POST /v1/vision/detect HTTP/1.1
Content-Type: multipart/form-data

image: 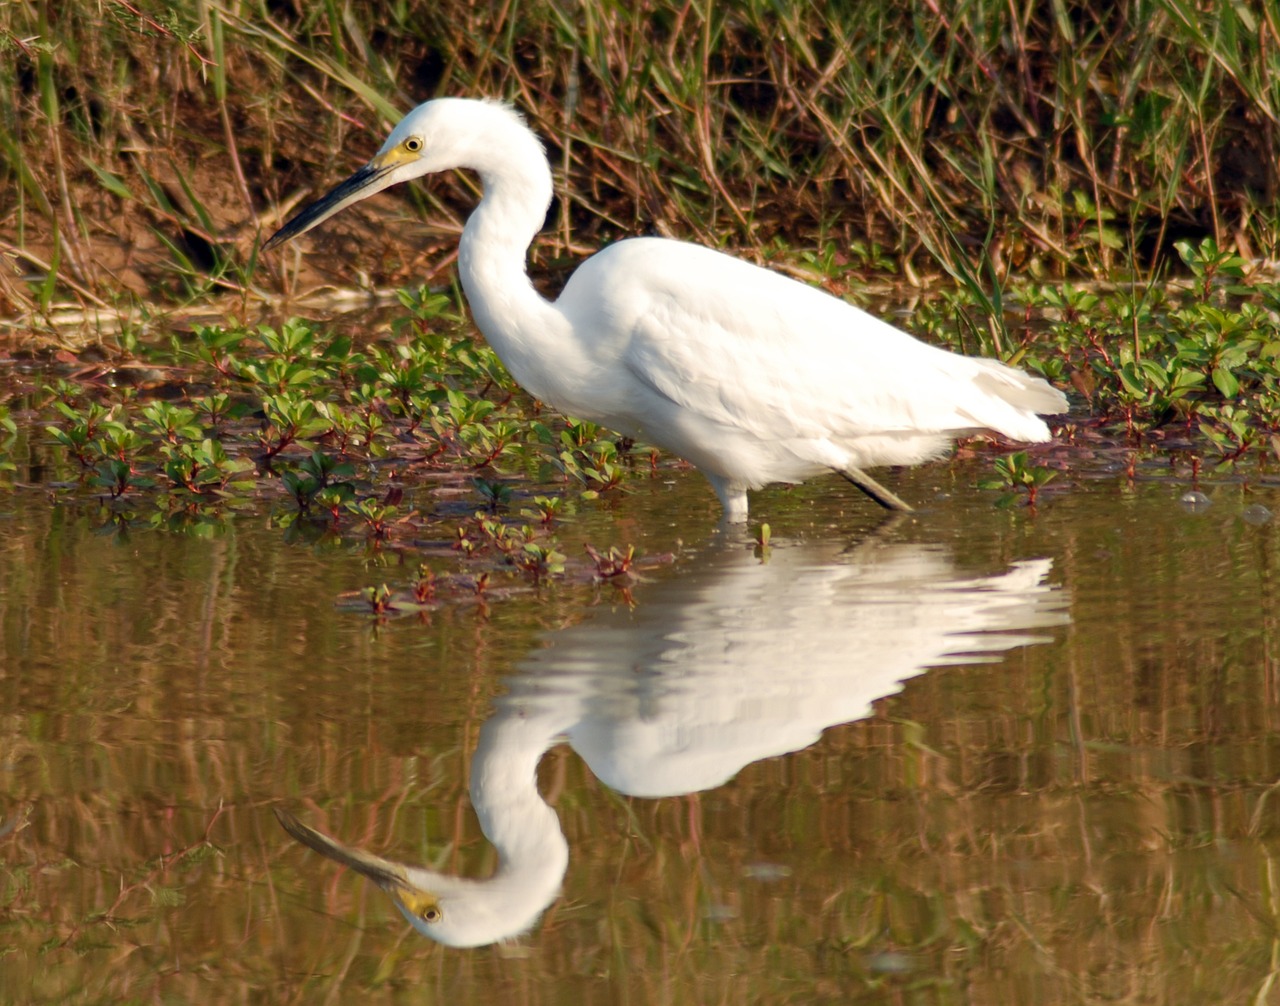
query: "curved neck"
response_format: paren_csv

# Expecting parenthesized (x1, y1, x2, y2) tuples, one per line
(456, 132, 565, 402)
(469, 699, 573, 881)
(396, 698, 575, 948)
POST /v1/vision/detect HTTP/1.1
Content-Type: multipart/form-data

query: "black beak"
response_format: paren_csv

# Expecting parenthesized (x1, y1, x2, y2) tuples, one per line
(273, 805, 411, 892)
(263, 159, 397, 251)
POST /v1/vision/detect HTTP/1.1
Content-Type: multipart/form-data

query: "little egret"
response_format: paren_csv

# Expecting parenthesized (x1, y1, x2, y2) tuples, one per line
(264, 98, 1068, 519)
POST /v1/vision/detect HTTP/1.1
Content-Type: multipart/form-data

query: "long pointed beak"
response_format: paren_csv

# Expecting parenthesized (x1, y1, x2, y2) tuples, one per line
(274, 805, 412, 893)
(262, 155, 400, 251)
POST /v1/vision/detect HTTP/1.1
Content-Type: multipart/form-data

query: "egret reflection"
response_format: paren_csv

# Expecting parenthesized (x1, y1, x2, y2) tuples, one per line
(278, 539, 1068, 947)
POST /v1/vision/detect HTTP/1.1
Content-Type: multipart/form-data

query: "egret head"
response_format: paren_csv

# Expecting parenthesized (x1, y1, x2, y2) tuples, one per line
(262, 99, 533, 251)
(274, 806, 449, 935)
(273, 805, 556, 948)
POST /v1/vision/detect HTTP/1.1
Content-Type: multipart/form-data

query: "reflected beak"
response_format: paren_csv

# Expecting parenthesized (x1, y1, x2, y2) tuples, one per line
(273, 805, 433, 916)
(262, 153, 401, 251)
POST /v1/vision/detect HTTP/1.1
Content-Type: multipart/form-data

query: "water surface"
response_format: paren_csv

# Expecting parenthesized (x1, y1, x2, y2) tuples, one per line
(3, 464, 1280, 1003)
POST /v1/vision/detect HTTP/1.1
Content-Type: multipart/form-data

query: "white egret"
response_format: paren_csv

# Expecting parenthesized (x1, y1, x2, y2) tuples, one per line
(264, 98, 1068, 519)
(277, 538, 1067, 946)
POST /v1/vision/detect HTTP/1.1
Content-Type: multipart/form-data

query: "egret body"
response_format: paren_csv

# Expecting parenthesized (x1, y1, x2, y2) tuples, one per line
(265, 98, 1067, 519)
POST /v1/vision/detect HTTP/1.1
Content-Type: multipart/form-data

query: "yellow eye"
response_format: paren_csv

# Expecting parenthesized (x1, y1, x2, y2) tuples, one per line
(404, 136, 423, 153)
(421, 906, 442, 924)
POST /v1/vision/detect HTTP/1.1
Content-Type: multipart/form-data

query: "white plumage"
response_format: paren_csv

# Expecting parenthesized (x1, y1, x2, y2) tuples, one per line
(266, 98, 1068, 519)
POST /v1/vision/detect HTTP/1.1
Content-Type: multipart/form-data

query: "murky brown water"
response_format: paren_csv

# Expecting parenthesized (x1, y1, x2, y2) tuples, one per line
(4, 462, 1280, 1003)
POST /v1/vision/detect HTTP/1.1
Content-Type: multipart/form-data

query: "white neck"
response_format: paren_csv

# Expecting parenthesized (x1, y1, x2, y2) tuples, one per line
(469, 703, 570, 880)
(455, 122, 566, 403)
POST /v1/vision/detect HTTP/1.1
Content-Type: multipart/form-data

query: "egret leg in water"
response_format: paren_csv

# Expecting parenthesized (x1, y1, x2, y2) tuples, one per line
(264, 98, 1068, 520)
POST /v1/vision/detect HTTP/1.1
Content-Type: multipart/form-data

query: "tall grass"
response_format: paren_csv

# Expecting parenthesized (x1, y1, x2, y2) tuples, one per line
(2, 0, 1280, 324)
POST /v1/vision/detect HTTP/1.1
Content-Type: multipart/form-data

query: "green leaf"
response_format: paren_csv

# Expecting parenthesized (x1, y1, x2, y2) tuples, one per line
(1117, 362, 1149, 397)
(81, 158, 134, 200)
(1212, 366, 1240, 399)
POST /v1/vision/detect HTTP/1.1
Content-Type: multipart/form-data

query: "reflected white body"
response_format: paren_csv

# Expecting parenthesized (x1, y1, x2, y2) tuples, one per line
(284, 538, 1067, 947)
(267, 99, 1069, 520)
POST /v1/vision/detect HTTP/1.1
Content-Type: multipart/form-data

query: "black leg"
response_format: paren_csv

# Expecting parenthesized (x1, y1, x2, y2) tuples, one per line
(836, 467, 915, 512)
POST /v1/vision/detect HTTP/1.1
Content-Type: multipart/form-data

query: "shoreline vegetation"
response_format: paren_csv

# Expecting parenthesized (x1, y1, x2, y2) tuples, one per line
(3, 0, 1280, 557)
(5, 1, 1280, 315)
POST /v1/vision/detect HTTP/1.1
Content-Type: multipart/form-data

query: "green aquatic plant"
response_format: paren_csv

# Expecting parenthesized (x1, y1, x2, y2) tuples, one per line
(257, 393, 333, 464)
(192, 392, 245, 430)
(280, 450, 355, 512)
(980, 451, 1057, 508)
(45, 399, 116, 467)
(520, 495, 568, 524)
(1108, 359, 1207, 436)
(584, 543, 636, 580)
(368, 342, 436, 415)
(25, 310, 642, 564)
(516, 541, 566, 582)
(472, 476, 513, 511)
(364, 583, 394, 614)
(161, 439, 255, 496)
(344, 498, 405, 541)
(1017, 239, 1280, 454)
(89, 458, 138, 498)
(1197, 403, 1257, 466)
(1176, 237, 1249, 301)
(186, 324, 247, 380)
(139, 401, 202, 444)
(553, 431, 626, 496)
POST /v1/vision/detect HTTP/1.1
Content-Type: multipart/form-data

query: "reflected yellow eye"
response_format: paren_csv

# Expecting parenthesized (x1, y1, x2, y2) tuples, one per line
(404, 136, 423, 153)
(399, 889, 442, 925)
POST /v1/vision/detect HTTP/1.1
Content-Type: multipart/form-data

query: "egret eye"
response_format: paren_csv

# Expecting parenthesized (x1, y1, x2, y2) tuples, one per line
(421, 906, 442, 924)
(404, 136, 423, 153)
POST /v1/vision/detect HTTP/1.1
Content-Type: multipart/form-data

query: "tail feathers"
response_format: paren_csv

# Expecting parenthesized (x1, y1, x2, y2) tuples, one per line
(968, 360, 1069, 443)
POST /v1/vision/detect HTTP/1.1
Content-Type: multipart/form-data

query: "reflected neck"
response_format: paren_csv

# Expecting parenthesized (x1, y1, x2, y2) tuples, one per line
(468, 705, 571, 906)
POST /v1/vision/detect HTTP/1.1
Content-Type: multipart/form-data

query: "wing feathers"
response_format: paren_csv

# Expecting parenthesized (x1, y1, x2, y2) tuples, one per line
(560, 237, 1065, 464)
